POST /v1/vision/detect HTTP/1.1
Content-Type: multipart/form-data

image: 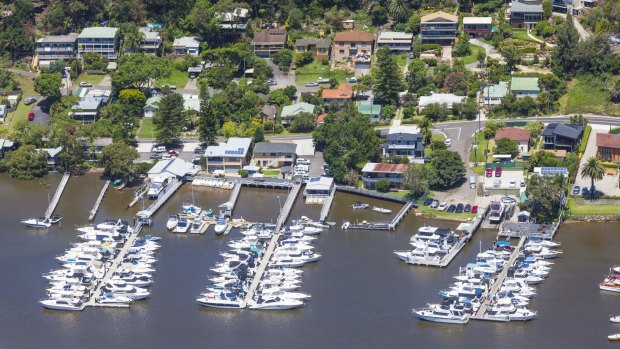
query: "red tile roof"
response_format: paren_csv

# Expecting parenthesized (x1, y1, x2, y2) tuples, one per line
(596, 132, 620, 149)
(316, 113, 327, 124)
(371, 163, 408, 173)
(334, 31, 374, 42)
(322, 83, 353, 99)
(494, 127, 530, 142)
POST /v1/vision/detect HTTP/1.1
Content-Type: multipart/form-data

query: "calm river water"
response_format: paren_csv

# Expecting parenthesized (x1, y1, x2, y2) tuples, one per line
(0, 173, 619, 348)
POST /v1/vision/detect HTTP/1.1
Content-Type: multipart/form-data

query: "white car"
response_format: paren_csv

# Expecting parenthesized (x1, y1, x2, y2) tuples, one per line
(296, 158, 311, 165)
(306, 82, 318, 87)
(509, 179, 516, 188)
(79, 81, 92, 87)
(444, 138, 452, 147)
(437, 202, 448, 211)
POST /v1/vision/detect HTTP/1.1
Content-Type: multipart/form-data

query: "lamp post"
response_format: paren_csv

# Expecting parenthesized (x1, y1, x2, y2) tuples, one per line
(473, 144, 478, 167)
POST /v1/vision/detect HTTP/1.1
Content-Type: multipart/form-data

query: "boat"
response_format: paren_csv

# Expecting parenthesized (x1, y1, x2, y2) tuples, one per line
(205, 209, 214, 217)
(372, 206, 392, 214)
(196, 291, 246, 309)
(352, 201, 369, 209)
(611, 316, 620, 323)
(248, 297, 304, 310)
(310, 220, 331, 229)
(97, 292, 132, 307)
(214, 216, 229, 235)
(341, 221, 350, 230)
(413, 304, 469, 324)
(49, 215, 63, 224)
(488, 201, 505, 224)
(182, 204, 202, 219)
(113, 179, 126, 190)
(166, 215, 178, 231)
(190, 218, 206, 234)
(609, 334, 620, 341)
(147, 176, 170, 200)
(174, 216, 190, 233)
(40, 298, 85, 311)
(301, 226, 323, 235)
(21, 217, 51, 228)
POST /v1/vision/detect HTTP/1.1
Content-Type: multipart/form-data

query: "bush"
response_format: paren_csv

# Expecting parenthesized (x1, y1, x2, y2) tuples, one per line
(421, 44, 442, 52)
(239, 170, 249, 178)
(422, 58, 437, 67)
(375, 178, 391, 193)
(580, 125, 592, 154)
(295, 51, 314, 67)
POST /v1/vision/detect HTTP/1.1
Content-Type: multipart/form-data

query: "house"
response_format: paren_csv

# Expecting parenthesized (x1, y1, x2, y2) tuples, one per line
(143, 96, 159, 118)
(377, 32, 413, 52)
(0, 139, 15, 158)
(38, 146, 63, 166)
(510, 0, 544, 29)
(280, 102, 316, 125)
(333, 31, 374, 65)
(420, 11, 458, 44)
(483, 82, 509, 105)
(77, 27, 119, 60)
(357, 103, 382, 123)
(71, 98, 102, 122)
(35, 33, 78, 67)
(172, 37, 200, 56)
(294, 38, 331, 61)
(361, 162, 408, 189)
(322, 83, 353, 109)
(252, 142, 297, 168)
(142, 94, 200, 118)
(342, 19, 355, 30)
(187, 66, 203, 79)
(217, 8, 249, 38)
(0, 105, 6, 123)
(542, 123, 584, 152)
(252, 29, 287, 58)
(138, 27, 162, 55)
(303, 176, 334, 203)
(260, 104, 277, 120)
(596, 133, 620, 162)
(510, 77, 540, 98)
(463, 17, 493, 36)
(553, 0, 584, 15)
(147, 158, 196, 180)
(417, 93, 466, 112)
(494, 127, 531, 154)
(383, 125, 424, 159)
(204, 137, 252, 173)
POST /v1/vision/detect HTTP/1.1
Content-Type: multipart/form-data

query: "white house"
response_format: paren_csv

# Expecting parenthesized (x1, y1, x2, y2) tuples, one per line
(172, 37, 200, 56)
(303, 176, 334, 204)
(417, 93, 466, 112)
(0, 105, 6, 123)
(204, 137, 252, 173)
(147, 158, 196, 180)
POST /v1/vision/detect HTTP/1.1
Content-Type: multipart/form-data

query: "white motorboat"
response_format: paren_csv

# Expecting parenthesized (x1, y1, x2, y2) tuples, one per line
(352, 201, 369, 209)
(413, 305, 469, 324)
(258, 288, 311, 301)
(103, 281, 150, 300)
(49, 215, 63, 224)
(147, 176, 169, 199)
(372, 206, 392, 214)
(248, 297, 304, 310)
(40, 298, 85, 311)
(21, 217, 51, 228)
(182, 203, 202, 219)
(196, 291, 246, 309)
(611, 315, 620, 323)
(174, 217, 190, 233)
(190, 218, 206, 234)
(609, 334, 620, 341)
(166, 215, 178, 230)
(301, 226, 323, 235)
(214, 216, 228, 235)
(310, 221, 331, 229)
(97, 292, 132, 307)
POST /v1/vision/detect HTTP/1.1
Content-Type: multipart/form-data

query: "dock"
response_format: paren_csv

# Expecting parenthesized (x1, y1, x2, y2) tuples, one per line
(335, 185, 409, 203)
(128, 178, 151, 208)
(243, 183, 302, 305)
(139, 178, 183, 219)
(88, 180, 111, 221)
(472, 236, 527, 320)
(318, 188, 336, 221)
(45, 172, 71, 219)
(228, 183, 242, 215)
(388, 201, 415, 230)
(344, 201, 416, 231)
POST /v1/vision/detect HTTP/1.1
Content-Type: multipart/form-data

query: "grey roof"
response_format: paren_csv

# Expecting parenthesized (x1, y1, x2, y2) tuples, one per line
(254, 142, 297, 154)
(0, 139, 14, 148)
(295, 38, 331, 48)
(173, 37, 200, 48)
(511, 0, 543, 13)
(37, 33, 78, 43)
(139, 27, 160, 40)
(542, 123, 584, 140)
(148, 158, 195, 177)
(72, 98, 101, 111)
(261, 104, 276, 117)
(78, 27, 118, 39)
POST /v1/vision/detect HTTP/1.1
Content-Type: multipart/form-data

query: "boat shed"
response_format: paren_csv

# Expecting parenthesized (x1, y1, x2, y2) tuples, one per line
(303, 176, 334, 198)
(147, 158, 197, 180)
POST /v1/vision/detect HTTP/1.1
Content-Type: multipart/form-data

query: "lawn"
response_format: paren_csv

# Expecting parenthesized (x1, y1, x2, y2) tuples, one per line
(568, 198, 620, 216)
(138, 118, 155, 139)
(4, 74, 36, 134)
(294, 61, 350, 85)
(459, 44, 485, 65)
(76, 73, 105, 86)
(469, 132, 488, 163)
(155, 69, 189, 88)
(261, 169, 280, 178)
(395, 52, 408, 70)
(562, 76, 620, 116)
(511, 29, 543, 43)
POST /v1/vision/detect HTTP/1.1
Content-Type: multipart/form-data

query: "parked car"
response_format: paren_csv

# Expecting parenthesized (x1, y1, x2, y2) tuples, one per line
(572, 185, 580, 195)
(161, 153, 172, 160)
(79, 81, 92, 87)
(509, 179, 516, 188)
(447, 204, 456, 213)
(495, 167, 502, 177)
(192, 156, 201, 165)
(437, 202, 448, 211)
(168, 150, 179, 156)
(409, 52, 415, 59)
(464, 204, 472, 212)
(24, 97, 37, 105)
(296, 158, 311, 165)
(471, 205, 478, 213)
(502, 197, 517, 204)
(520, 179, 526, 187)
(581, 187, 589, 196)
(455, 203, 464, 213)
(444, 138, 452, 147)
(423, 198, 434, 206)
(194, 146, 204, 154)
(266, 80, 278, 86)
(430, 200, 439, 208)
(153, 146, 166, 153)
(306, 82, 318, 87)
(493, 178, 501, 188)
(28, 112, 35, 121)
(149, 152, 162, 159)
(485, 168, 493, 177)
(346, 77, 357, 83)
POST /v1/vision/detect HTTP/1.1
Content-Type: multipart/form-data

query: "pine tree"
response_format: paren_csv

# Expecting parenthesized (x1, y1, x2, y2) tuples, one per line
(153, 93, 185, 145)
(197, 87, 218, 145)
(372, 47, 404, 106)
(553, 14, 580, 77)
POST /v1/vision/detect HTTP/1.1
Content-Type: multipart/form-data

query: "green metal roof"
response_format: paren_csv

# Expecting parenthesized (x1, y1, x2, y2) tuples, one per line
(281, 102, 315, 118)
(484, 81, 509, 99)
(357, 103, 382, 115)
(510, 77, 540, 92)
(78, 27, 118, 39)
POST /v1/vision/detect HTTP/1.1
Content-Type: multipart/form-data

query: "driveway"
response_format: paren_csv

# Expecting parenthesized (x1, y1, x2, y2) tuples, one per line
(574, 125, 620, 196)
(265, 59, 295, 90)
(572, 15, 591, 41)
(470, 38, 502, 60)
(441, 46, 453, 65)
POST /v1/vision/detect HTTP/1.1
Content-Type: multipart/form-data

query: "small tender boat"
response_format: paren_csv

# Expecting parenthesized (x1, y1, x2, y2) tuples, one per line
(166, 215, 178, 231)
(341, 221, 350, 230)
(21, 217, 51, 228)
(113, 179, 126, 190)
(372, 206, 392, 214)
(214, 216, 229, 235)
(49, 215, 63, 224)
(611, 316, 620, 323)
(174, 217, 190, 233)
(190, 218, 206, 234)
(609, 334, 620, 341)
(352, 201, 369, 209)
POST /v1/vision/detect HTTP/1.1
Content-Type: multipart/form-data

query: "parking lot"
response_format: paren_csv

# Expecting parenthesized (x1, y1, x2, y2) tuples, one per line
(482, 169, 525, 190)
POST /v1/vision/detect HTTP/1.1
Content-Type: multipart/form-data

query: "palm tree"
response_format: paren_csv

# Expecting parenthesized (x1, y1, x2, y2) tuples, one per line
(121, 23, 144, 55)
(419, 116, 433, 146)
(388, 0, 409, 22)
(580, 157, 604, 198)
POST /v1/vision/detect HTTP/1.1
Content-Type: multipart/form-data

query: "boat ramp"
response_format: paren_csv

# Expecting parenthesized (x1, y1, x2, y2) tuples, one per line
(88, 180, 111, 221)
(44, 172, 71, 219)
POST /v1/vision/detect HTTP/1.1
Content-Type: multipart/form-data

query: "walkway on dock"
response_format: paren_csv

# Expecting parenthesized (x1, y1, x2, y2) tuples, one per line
(45, 173, 71, 219)
(140, 178, 183, 219)
(336, 185, 409, 203)
(88, 180, 111, 221)
(227, 183, 242, 215)
(243, 183, 302, 305)
(85, 222, 144, 307)
(388, 201, 414, 230)
(319, 188, 336, 221)
(128, 178, 151, 208)
(473, 236, 527, 319)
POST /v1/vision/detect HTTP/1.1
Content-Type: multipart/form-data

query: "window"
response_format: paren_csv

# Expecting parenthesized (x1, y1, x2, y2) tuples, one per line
(350, 42, 356, 48)
(339, 49, 344, 54)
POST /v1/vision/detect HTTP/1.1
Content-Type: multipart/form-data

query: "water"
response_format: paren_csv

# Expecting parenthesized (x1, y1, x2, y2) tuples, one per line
(0, 173, 619, 348)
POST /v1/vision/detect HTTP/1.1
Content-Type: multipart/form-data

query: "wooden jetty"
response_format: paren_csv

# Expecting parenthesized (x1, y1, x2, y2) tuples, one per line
(88, 180, 111, 221)
(128, 178, 151, 208)
(344, 201, 415, 231)
(139, 178, 183, 219)
(45, 172, 71, 219)
(318, 188, 336, 221)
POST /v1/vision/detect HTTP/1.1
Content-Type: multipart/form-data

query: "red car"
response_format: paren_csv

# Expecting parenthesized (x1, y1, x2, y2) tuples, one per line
(168, 150, 179, 156)
(485, 168, 493, 177)
(471, 205, 478, 213)
(28, 112, 35, 121)
(495, 167, 502, 177)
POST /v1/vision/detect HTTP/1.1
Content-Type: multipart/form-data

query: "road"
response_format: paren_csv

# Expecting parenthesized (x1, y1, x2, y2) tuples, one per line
(265, 59, 295, 90)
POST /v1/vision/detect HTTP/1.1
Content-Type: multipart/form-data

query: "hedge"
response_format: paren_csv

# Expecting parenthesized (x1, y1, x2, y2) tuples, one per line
(579, 125, 592, 154)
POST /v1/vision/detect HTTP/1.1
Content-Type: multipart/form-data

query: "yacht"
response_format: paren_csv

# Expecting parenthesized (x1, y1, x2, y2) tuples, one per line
(190, 218, 206, 234)
(214, 216, 228, 235)
(96, 292, 132, 307)
(248, 297, 304, 310)
(49, 215, 63, 224)
(147, 176, 170, 200)
(40, 298, 85, 311)
(196, 291, 246, 309)
(412, 226, 444, 242)
(352, 201, 369, 209)
(301, 226, 323, 235)
(21, 217, 51, 228)
(413, 304, 470, 324)
(103, 281, 150, 300)
(610, 315, 620, 323)
(166, 215, 178, 230)
(258, 288, 311, 301)
(182, 204, 202, 219)
(372, 206, 392, 214)
(488, 201, 505, 224)
(174, 216, 190, 233)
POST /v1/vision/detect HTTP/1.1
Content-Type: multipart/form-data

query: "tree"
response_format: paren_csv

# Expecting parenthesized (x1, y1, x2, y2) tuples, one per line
(611, 80, 620, 103)
(424, 103, 449, 122)
(99, 142, 139, 181)
(381, 105, 396, 120)
(553, 14, 580, 77)
(388, 0, 409, 22)
(406, 59, 429, 93)
(580, 157, 604, 198)
(429, 150, 465, 190)
(477, 49, 487, 67)
(542, 0, 552, 18)
(112, 0, 146, 24)
(564, 152, 579, 178)
(495, 138, 519, 158)
(483, 120, 507, 139)
(403, 165, 429, 199)
(343, 169, 360, 187)
(370, 5, 388, 26)
(528, 150, 562, 170)
(295, 51, 314, 66)
(5, 145, 49, 180)
(34, 73, 62, 100)
(525, 121, 544, 142)
(83, 52, 108, 71)
(221, 121, 238, 137)
(419, 117, 433, 146)
(501, 46, 520, 70)
(187, 0, 221, 45)
(118, 89, 146, 119)
(121, 23, 144, 54)
(0, 69, 19, 90)
(372, 47, 404, 106)
(153, 93, 185, 145)
(444, 71, 468, 95)
(198, 88, 218, 145)
(376, 178, 391, 192)
(48, 60, 65, 74)
(112, 54, 171, 91)
(452, 34, 471, 57)
(524, 175, 564, 222)
(10, 120, 47, 147)
(272, 49, 293, 73)
(287, 8, 304, 30)
(252, 126, 264, 143)
(404, 14, 421, 34)
(289, 112, 316, 133)
(568, 114, 588, 126)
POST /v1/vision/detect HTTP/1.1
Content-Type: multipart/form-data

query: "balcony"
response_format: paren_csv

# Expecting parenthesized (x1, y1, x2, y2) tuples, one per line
(385, 143, 417, 149)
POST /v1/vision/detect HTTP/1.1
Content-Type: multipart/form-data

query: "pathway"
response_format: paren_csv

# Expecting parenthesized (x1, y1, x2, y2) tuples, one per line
(45, 173, 71, 219)
(572, 15, 591, 41)
(89, 180, 111, 221)
(470, 39, 502, 60)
